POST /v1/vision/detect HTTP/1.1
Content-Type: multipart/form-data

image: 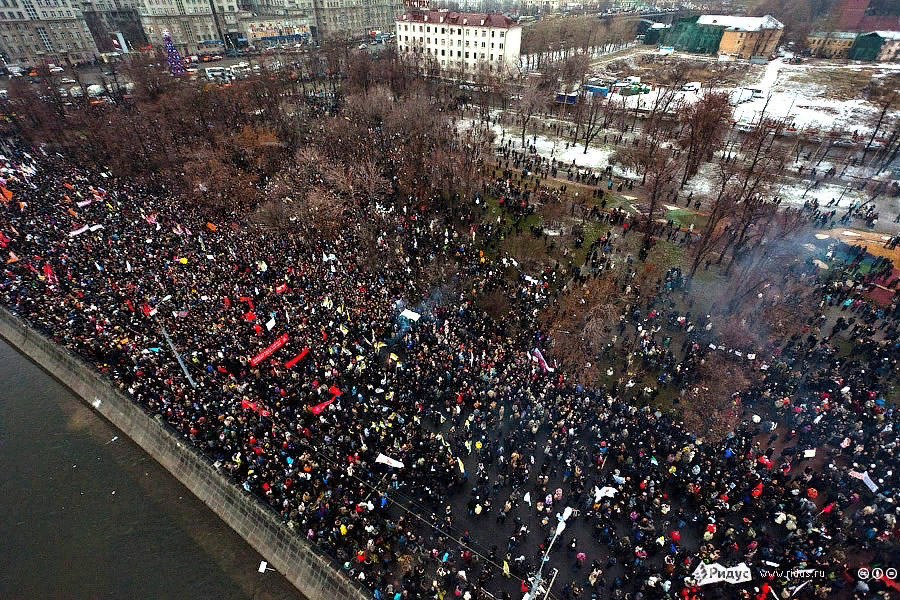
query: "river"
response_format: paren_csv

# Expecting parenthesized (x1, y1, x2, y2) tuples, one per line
(0, 338, 305, 600)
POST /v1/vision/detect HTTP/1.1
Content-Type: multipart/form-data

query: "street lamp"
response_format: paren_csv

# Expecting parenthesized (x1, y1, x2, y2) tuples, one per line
(522, 507, 572, 600)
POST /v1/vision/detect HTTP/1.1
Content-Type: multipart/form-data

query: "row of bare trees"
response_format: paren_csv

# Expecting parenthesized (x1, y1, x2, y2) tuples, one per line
(520, 15, 637, 71)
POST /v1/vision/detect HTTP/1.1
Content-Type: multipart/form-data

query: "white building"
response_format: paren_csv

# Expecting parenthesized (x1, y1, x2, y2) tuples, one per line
(395, 10, 521, 75)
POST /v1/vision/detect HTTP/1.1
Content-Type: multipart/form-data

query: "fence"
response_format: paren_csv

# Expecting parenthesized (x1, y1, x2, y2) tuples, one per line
(0, 306, 367, 600)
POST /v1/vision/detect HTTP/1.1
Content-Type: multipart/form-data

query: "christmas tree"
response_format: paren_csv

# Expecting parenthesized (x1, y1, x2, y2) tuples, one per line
(163, 31, 186, 77)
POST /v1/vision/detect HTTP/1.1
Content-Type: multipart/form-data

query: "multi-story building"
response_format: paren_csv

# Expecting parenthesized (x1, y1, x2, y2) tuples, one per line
(80, 0, 147, 53)
(849, 30, 900, 61)
(314, 0, 402, 40)
(805, 31, 858, 58)
(700, 15, 783, 60)
(517, 0, 562, 15)
(395, 10, 521, 74)
(664, 14, 783, 60)
(131, 0, 243, 55)
(0, 0, 99, 67)
(243, 15, 309, 43)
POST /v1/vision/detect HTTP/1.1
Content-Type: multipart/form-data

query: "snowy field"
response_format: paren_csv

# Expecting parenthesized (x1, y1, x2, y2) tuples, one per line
(455, 116, 638, 178)
(604, 57, 900, 136)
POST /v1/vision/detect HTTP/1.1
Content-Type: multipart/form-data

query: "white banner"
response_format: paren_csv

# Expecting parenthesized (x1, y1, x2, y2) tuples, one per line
(375, 453, 404, 469)
(400, 309, 420, 322)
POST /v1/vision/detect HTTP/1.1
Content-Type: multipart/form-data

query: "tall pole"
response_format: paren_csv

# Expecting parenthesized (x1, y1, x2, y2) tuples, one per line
(523, 507, 572, 600)
(161, 326, 198, 388)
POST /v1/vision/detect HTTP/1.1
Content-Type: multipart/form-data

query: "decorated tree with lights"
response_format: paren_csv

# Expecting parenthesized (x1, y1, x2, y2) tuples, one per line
(163, 31, 186, 77)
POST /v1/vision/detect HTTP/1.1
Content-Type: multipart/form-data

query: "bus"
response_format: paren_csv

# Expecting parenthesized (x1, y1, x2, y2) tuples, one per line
(204, 66, 229, 81)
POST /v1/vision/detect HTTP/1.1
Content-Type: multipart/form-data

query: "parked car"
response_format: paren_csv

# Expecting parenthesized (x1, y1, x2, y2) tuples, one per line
(49, 66, 64, 74)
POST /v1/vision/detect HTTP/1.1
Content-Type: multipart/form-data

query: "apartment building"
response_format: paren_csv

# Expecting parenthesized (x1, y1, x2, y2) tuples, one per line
(395, 10, 521, 74)
(0, 0, 99, 67)
(314, 0, 402, 40)
(805, 31, 858, 58)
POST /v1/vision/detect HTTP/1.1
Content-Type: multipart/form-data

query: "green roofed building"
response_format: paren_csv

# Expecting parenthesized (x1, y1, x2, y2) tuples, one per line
(662, 16, 724, 54)
(849, 31, 900, 62)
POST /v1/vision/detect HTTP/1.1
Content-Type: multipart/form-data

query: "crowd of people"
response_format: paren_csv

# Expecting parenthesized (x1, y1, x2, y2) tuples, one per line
(0, 139, 898, 600)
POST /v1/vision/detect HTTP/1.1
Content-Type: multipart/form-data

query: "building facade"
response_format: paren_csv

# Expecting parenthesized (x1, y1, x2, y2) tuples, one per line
(849, 30, 900, 61)
(805, 31, 858, 58)
(80, 0, 147, 53)
(396, 10, 521, 75)
(699, 15, 783, 60)
(664, 14, 783, 60)
(313, 0, 403, 40)
(0, 0, 99, 67)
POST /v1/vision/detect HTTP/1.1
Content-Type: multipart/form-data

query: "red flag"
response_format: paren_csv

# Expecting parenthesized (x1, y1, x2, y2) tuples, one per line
(751, 482, 763, 497)
(285, 348, 309, 369)
(882, 576, 900, 591)
(241, 399, 258, 412)
(310, 398, 334, 415)
(822, 502, 834, 514)
(243, 311, 257, 322)
(142, 303, 153, 317)
(276, 283, 288, 294)
(224, 296, 231, 309)
(43, 263, 58, 285)
(0, 231, 10, 247)
(329, 385, 342, 399)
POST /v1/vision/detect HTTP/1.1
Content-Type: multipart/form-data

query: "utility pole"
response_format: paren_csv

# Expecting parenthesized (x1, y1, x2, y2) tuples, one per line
(523, 507, 572, 600)
(161, 326, 198, 388)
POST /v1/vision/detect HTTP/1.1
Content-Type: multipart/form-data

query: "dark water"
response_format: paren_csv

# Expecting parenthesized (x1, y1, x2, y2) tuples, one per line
(0, 338, 305, 600)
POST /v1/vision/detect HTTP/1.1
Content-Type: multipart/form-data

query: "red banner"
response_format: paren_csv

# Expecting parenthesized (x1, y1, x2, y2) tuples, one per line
(250, 333, 289, 366)
(285, 348, 309, 369)
(310, 398, 334, 415)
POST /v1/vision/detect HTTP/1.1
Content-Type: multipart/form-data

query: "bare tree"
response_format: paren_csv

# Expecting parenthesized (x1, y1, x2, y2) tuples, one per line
(678, 91, 733, 186)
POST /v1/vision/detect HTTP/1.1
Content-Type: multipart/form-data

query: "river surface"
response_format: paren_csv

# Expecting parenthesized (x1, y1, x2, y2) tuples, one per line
(0, 338, 305, 600)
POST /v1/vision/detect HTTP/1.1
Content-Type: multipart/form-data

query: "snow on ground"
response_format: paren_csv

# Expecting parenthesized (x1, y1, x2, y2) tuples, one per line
(456, 117, 637, 178)
(773, 179, 865, 210)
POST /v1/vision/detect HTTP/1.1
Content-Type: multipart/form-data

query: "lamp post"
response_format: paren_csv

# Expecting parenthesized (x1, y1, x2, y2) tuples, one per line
(523, 506, 572, 600)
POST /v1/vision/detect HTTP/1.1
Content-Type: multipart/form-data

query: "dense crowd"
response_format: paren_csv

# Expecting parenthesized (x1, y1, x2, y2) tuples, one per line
(0, 140, 898, 600)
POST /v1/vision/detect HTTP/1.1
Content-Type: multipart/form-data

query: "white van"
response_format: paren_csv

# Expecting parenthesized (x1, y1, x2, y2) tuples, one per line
(681, 82, 701, 92)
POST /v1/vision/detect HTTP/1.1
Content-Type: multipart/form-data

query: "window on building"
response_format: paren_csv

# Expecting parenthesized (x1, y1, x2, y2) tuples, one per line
(426, 26, 429, 32)
(457, 50, 460, 57)
(465, 51, 468, 58)
(441, 49, 444, 56)
(441, 27, 444, 33)
(499, 43, 503, 49)
(481, 42, 485, 47)
(499, 31, 504, 38)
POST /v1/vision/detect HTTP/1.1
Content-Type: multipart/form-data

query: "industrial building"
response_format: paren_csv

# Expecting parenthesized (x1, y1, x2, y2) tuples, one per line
(662, 14, 783, 60)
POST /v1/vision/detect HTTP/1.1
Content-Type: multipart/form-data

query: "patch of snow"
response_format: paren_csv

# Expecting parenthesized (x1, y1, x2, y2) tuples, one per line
(457, 117, 635, 177)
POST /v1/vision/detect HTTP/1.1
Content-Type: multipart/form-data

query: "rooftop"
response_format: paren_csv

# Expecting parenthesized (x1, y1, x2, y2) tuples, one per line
(871, 30, 900, 40)
(808, 31, 859, 39)
(696, 14, 784, 32)
(397, 11, 519, 29)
